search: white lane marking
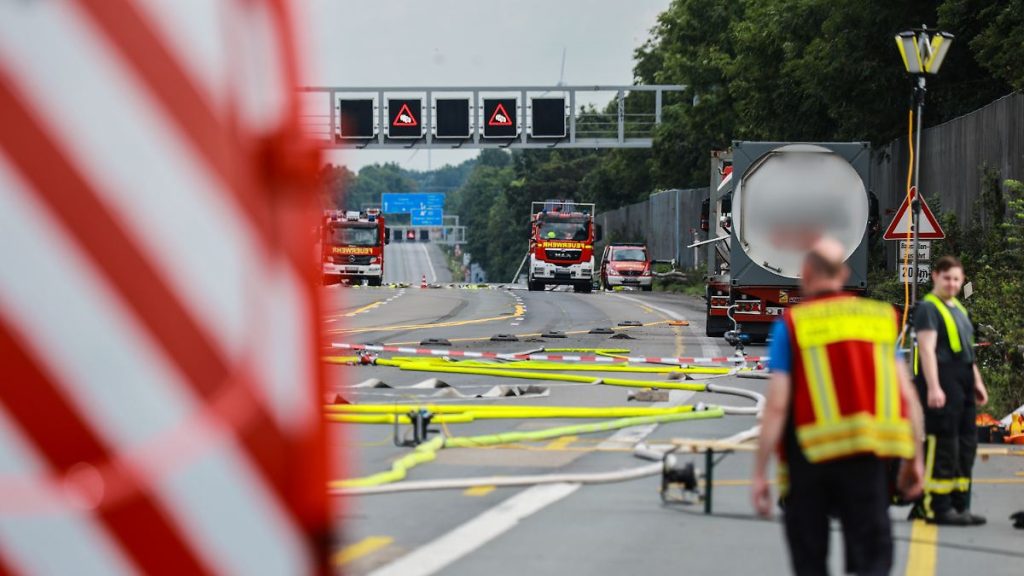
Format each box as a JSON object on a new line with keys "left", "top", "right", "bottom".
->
{"left": 611, "top": 294, "right": 721, "bottom": 358}
{"left": 369, "top": 483, "right": 580, "bottom": 576}
{"left": 420, "top": 243, "right": 438, "bottom": 283}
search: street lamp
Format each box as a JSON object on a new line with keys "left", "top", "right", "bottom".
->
{"left": 894, "top": 27, "right": 953, "bottom": 305}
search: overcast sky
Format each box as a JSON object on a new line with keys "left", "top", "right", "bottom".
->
{"left": 301, "top": 0, "right": 671, "bottom": 173}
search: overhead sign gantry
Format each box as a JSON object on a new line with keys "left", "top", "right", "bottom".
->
{"left": 299, "top": 85, "right": 686, "bottom": 149}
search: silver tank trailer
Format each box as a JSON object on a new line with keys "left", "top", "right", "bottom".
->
{"left": 728, "top": 142, "right": 871, "bottom": 288}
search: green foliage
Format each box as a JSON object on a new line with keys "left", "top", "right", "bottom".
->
{"left": 346, "top": 163, "right": 417, "bottom": 211}
{"left": 317, "top": 158, "right": 477, "bottom": 212}
{"left": 939, "top": 0, "right": 1024, "bottom": 94}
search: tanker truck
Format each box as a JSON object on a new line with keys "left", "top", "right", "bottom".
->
{"left": 701, "top": 142, "right": 875, "bottom": 341}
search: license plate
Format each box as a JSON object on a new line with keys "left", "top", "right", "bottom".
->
{"left": 622, "top": 279, "right": 639, "bottom": 284}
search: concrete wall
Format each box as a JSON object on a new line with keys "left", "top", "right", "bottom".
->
{"left": 596, "top": 187, "right": 709, "bottom": 269}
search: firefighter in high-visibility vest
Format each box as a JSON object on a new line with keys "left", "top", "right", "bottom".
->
{"left": 753, "top": 236, "right": 924, "bottom": 575}
{"left": 910, "top": 255, "right": 989, "bottom": 525}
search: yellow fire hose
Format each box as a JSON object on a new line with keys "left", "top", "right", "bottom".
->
{"left": 331, "top": 407, "right": 725, "bottom": 488}
{"left": 324, "top": 403, "right": 697, "bottom": 424}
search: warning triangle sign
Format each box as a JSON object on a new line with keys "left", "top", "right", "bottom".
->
{"left": 488, "top": 103, "right": 513, "bottom": 126}
{"left": 883, "top": 187, "right": 945, "bottom": 240}
{"left": 392, "top": 103, "right": 418, "bottom": 127}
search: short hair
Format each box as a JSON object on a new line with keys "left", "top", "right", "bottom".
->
{"left": 805, "top": 249, "right": 845, "bottom": 278}
{"left": 933, "top": 255, "right": 963, "bottom": 273}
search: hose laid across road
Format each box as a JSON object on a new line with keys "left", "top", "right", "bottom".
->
{"left": 325, "top": 403, "right": 698, "bottom": 424}
{"left": 374, "top": 359, "right": 708, "bottom": 392}
{"left": 331, "top": 407, "right": 726, "bottom": 490}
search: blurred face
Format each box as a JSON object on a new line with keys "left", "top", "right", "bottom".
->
{"left": 931, "top": 265, "right": 964, "bottom": 299}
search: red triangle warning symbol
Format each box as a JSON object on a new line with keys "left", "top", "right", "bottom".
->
{"left": 883, "top": 187, "right": 945, "bottom": 240}
{"left": 392, "top": 103, "right": 418, "bottom": 127}
{"left": 488, "top": 103, "right": 513, "bottom": 126}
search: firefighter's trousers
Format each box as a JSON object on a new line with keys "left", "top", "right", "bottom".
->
{"left": 923, "top": 398, "right": 977, "bottom": 518}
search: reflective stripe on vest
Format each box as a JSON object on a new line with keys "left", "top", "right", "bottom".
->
{"left": 914, "top": 293, "right": 971, "bottom": 374}
{"left": 789, "top": 297, "right": 914, "bottom": 463}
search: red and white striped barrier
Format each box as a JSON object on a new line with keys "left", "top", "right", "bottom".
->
{"left": 0, "top": 2, "right": 327, "bottom": 573}
{"left": 331, "top": 342, "right": 768, "bottom": 365}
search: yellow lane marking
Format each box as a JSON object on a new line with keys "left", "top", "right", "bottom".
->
{"left": 324, "top": 299, "right": 390, "bottom": 323}
{"left": 904, "top": 521, "right": 937, "bottom": 576}
{"left": 463, "top": 486, "right": 496, "bottom": 497}
{"left": 1016, "top": 471, "right": 1024, "bottom": 477}
{"left": 331, "top": 303, "right": 527, "bottom": 335}
{"left": 333, "top": 536, "right": 393, "bottom": 566}
{"left": 384, "top": 320, "right": 668, "bottom": 346}
{"left": 543, "top": 435, "right": 578, "bottom": 451}
{"left": 344, "top": 300, "right": 386, "bottom": 317}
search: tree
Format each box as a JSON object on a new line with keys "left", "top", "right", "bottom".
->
{"left": 316, "top": 164, "right": 355, "bottom": 209}
{"left": 346, "top": 163, "right": 417, "bottom": 210}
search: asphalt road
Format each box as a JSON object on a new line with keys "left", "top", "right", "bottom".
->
{"left": 322, "top": 246, "right": 1024, "bottom": 576}
{"left": 382, "top": 242, "right": 452, "bottom": 285}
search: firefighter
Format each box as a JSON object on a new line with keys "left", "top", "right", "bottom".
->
{"left": 910, "top": 255, "right": 989, "bottom": 525}
{"left": 753, "top": 236, "right": 924, "bottom": 575}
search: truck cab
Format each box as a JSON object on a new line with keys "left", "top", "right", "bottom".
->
{"left": 527, "top": 200, "right": 601, "bottom": 293}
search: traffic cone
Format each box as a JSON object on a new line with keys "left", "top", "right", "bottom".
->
{"left": 420, "top": 274, "right": 427, "bottom": 289}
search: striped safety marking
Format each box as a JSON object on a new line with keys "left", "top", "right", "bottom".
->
{"left": 0, "top": 1, "right": 326, "bottom": 573}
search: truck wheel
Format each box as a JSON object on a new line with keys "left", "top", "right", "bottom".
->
{"left": 368, "top": 277, "right": 382, "bottom": 287}
{"left": 574, "top": 282, "right": 592, "bottom": 294}
{"left": 528, "top": 280, "right": 543, "bottom": 292}
{"left": 641, "top": 285, "right": 653, "bottom": 292}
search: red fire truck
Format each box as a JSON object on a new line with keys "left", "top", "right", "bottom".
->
{"left": 527, "top": 200, "right": 601, "bottom": 293}
{"left": 321, "top": 209, "right": 389, "bottom": 286}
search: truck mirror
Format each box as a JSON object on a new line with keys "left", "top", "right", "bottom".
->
{"left": 595, "top": 224, "right": 603, "bottom": 243}
{"left": 700, "top": 199, "right": 710, "bottom": 232}
{"left": 384, "top": 227, "right": 391, "bottom": 245}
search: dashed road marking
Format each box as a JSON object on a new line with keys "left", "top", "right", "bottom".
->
{"left": 334, "top": 536, "right": 394, "bottom": 566}
{"left": 463, "top": 486, "right": 496, "bottom": 497}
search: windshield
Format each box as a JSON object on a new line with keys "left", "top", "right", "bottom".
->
{"left": 330, "top": 224, "right": 379, "bottom": 246}
{"left": 611, "top": 248, "right": 646, "bottom": 262}
{"left": 538, "top": 221, "right": 589, "bottom": 241}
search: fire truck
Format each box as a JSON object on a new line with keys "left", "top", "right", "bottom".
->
{"left": 701, "top": 142, "right": 875, "bottom": 341}
{"left": 527, "top": 200, "right": 602, "bottom": 292}
{"left": 321, "top": 209, "right": 389, "bottom": 286}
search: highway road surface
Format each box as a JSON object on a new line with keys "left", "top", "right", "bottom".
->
{"left": 322, "top": 243, "right": 1024, "bottom": 575}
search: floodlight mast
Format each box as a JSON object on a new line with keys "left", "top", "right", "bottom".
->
{"left": 894, "top": 26, "right": 953, "bottom": 305}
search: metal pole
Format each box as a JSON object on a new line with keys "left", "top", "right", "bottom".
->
{"left": 911, "top": 76, "right": 925, "bottom": 306}
{"left": 704, "top": 448, "right": 713, "bottom": 514}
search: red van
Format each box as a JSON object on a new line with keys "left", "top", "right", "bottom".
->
{"left": 600, "top": 243, "right": 653, "bottom": 291}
